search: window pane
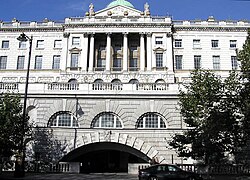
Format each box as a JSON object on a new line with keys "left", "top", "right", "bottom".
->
{"left": 2, "top": 41, "right": 9, "bottom": 49}
{"left": 52, "top": 55, "right": 60, "bottom": 69}
{"left": 19, "top": 41, "right": 26, "bottom": 49}
{"left": 58, "top": 113, "right": 72, "bottom": 127}
{"left": 35, "top": 56, "right": 43, "bottom": 69}
{"left": 92, "top": 113, "right": 123, "bottom": 128}
{"left": 54, "top": 40, "right": 62, "bottom": 48}
{"left": 0, "top": 56, "right": 7, "bottom": 69}
{"left": 211, "top": 40, "right": 219, "bottom": 48}
{"left": 113, "top": 58, "right": 122, "bottom": 71}
{"left": 213, "top": 56, "right": 220, "bottom": 70}
{"left": 194, "top": 55, "right": 201, "bottom": 69}
{"left": 175, "top": 55, "right": 182, "bottom": 70}
{"left": 155, "top": 37, "right": 163, "bottom": 45}
{"left": 36, "top": 40, "right": 44, "bottom": 48}
{"left": 174, "top": 39, "right": 182, "bottom": 48}
{"left": 193, "top": 39, "right": 200, "bottom": 48}
{"left": 71, "top": 53, "right": 79, "bottom": 67}
{"left": 156, "top": 53, "right": 163, "bottom": 68}
{"left": 137, "top": 113, "right": 166, "bottom": 129}
{"left": 17, "top": 56, "right": 25, "bottom": 70}
{"left": 230, "top": 40, "right": 237, "bottom": 48}
{"left": 72, "top": 37, "right": 80, "bottom": 45}
{"left": 231, "top": 56, "right": 238, "bottom": 70}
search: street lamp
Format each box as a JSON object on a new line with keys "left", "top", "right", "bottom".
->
{"left": 16, "top": 33, "right": 33, "bottom": 177}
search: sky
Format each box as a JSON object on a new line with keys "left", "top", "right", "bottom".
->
{"left": 0, "top": 0, "right": 249, "bottom": 22}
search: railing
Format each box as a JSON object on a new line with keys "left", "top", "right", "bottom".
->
{"left": 92, "top": 83, "right": 123, "bottom": 91}
{"left": 0, "top": 82, "right": 179, "bottom": 94}
{"left": 48, "top": 83, "right": 79, "bottom": 90}
{"left": 0, "top": 83, "right": 18, "bottom": 90}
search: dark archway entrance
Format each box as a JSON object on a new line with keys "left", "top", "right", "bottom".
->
{"left": 61, "top": 142, "right": 150, "bottom": 173}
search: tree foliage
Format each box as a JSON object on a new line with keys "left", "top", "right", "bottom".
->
{"left": 0, "top": 93, "right": 31, "bottom": 159}
{"left": 169, "top": 70, "right": 246, "bottom": 165}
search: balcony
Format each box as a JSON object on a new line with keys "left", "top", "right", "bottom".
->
{"left": 0, "top": 82, "right": 179, "bottom": 95}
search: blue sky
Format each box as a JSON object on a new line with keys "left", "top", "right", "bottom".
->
{"left": 0, "top": 0, "right": 249, "bottom": 22}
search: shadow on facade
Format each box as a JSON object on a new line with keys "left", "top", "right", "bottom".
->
{"left": 61, "top": 142, "right": 150, "bottom": 173}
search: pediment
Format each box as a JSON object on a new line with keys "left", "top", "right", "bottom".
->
{"left": 153, "top": 47, "right": 166, "bottom": 52}
{"left": 95, "top": 5, "right": 142, "bottom": 17}
{"left": 69, "top": 47, "right": 82, "bottom": 52}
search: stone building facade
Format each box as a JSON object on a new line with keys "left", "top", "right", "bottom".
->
{"left": 0, "top": 0, "right": 249, "bottom": 173}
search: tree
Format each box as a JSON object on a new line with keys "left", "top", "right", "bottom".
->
{"left": 235, "top": 30, "right": 250, "bottom": 163}
{"left": 0, "top": 93, "right": 31, "bottom": 162}
{"left": 169, "top": 70, "right": 245, "bottom": 165}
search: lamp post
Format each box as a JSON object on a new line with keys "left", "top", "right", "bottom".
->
{"left": 16, "top": 33, "right": 33, "bottom": 177}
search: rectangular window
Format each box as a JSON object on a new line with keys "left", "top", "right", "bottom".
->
{"left": 113, "top": 58, "right": 122, "bottom": 71}
{"left": 193, "top": 39, "right": 201, "bottom": 49}
{"left": 156, "top": 53, "right": 163, "bottom": 68}
{"left": 129, "top": 58, "right": 138, "bottom": 71}
{"left": 175, "top": 55, "right": 183, "bottom": 70}
{"left": 211, "top": 40, "right": 219, "bottom": 48}
{"left": 71, "top": 53, "right": 79, "bottom": 67}
{"left": 72, "top": 37, "right": 80, "bottom": 46}
{"left": 52, "top": 55, "right": 60, "bottom": 69}
{"left": 174, "top": 39, "right": 182, "bottom": 48}
{"left": 54, "top": 40, "right": 62, "bottom": 48}
{"left": 230, "top": 40, "right": 237, "bottom": 48}
{"left": 35, "top": 56, "right": 43, "bottom": 69}
{"left": 97, "top": 58, "right": 106, "bottom": 69}
{"left": 213, "top": 56, "right": 220, "bottom": 70}
{"left": 1, "top": 41, "right": 9, "bottom": 49}
{"left": 36, "top": 40, "right": 44, "bottom": 49}
{"left": 0, "top": 56, "right": 7, "bottom": 69}
{"left": 19, "top": 41, "right": 26, "bottom": 49}
{"left": 17, "top": 56, "right": 25, "bottom": 70}
{"left": 231, "top": 56, "right": 238, "bottom": 70}
{"left": 194, "top": 55, "right": 201, "bottom": 69}
{"left": 155, "top": 37, "right": 163, "bottom": 45}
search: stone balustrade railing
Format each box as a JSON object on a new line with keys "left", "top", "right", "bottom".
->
{"left": 0, "top": 82, "right": 179, "bottom": 95}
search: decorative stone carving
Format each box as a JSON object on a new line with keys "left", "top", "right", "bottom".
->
{"left": 144, "top": 2, "right": 150, "bottom": 16}
{"left": 89, "top": 3, "right": 95, "bottom": 16}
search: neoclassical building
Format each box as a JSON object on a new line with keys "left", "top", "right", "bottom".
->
{"left": 0, "top": 0, "right": 249, "bottom": 173}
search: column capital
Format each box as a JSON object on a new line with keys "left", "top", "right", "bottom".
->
{"left": 146, "top": 32, "right": 152, "bottom": 37}
{"left": 122, "top": 32, "right": 129, "bottom": 36}
{"left": 63, "top": 32, "right": 70, "bottom": 38}
{"left": 83, "top": 33, "right": 89, "bottom": 38}
{"left": 139, "top": 32, "right": 146, "bottom": 35}
{"left": 166, "top": 32, "right": 172, "bottom": 37}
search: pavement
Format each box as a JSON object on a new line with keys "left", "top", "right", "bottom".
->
{"left": 1, "top": 172, "right": 250, "bottom": 180}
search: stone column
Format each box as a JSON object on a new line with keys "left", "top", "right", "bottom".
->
{"left": 166, "top": 32, "right": 173, "bottom": 72}
{"left": 62, "top": 32, "right": 70, "bottom": 71}
{"left": 88, "top": 33, "right": 95, "bottom": 72}
{"left": 146, "top": 33, "right": 152, "bottom": 71}
{"left": 140, "top": 33, "right": 145, "bottom": 71}
{"left": 106, "top": 33, "right": 111, "bottom": 71}
{"left": 81, "top": 33, "right": 89, "bottom": 72}
{"left": 123, "top": 33, "right": 128, "bottom": 72}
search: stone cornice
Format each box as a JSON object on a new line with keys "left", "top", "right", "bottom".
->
{"left": 0, "top": 27, "right": 64, "bottom": 33}
{"left": 173, "top": 26, "right": 249, "bottom": 32}
{"left": 63, "top": 23, "right": 171, "bottom": 29}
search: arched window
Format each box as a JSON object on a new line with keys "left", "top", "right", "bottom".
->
{"left": 111, "top": 79, "right": 122, "bottom": 90}
{"left": 136, "top": 112, "right": 167, "bottom": 129}
{"left": 91, "top": 112, "right": 123, "bottom": 128}
{"left": 48, "top": 111, "right": 78, "bottom": 127}
{"left": 129, "top": 79, "right": 139, "bottom": 84}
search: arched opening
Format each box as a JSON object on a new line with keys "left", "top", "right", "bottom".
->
{"left": 61, "top": 142, "right": 150, "bottom": 173}
{"left": 136, "top": 112, "right": 167, "bottom": 129}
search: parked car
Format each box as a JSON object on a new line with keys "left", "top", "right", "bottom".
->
{"left": 138, "top": 164, "right": 203, "bottom": 180}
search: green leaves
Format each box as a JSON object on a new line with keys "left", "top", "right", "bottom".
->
{"left": 0, "top": 93, "right": 31, "bottom": 158}
{"left": 170, "top": 70, "right": 245, "bottom": 165}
